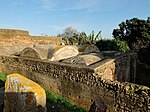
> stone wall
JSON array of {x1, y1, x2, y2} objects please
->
[
  {"x1": 0, "y1": 54, "x2": 149, "y2": 111},
  {"x1": 115, "y1": 53, "x2": 137, "y2": 83},
  {"x1": 91, "y1": 52, "x2": 137, "y2": 82},
  {"x1": 31, "y1": 36, "x2": 63, "y2": 45},
  {"x1": 0, "y1": 29, "x2": 29, "y2": 39},
  {"x1": 0, "y1": 29, "x2": 63, "y2": 46}
]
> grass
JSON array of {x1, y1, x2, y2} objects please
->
[
  {"x1": 0, "y1": 72, "x2": 6, "y2": 81},
  {"x1": 46, "y1": 90, "x2": 86, "y2": 112},
  {"x1": 0, "y1": 72, "x2": 6, "y2": 88},
  {"x1": 0, "y1": 72, "x2": 6, "y2": 111}
]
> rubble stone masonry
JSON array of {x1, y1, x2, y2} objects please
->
[{"x1": 0, "y1": 53, "x2": 149, "y2": 111}]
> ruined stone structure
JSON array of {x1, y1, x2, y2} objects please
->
[
  {"x1": 0, "y1": 29, "x2": 149, "y2": 111},
  {"x1": 19, "y1": 44, "x2": 55, "y2": 60},
  {"x1": 0, "y1": 51, "x2": 149, "y2": 111},
  {"x1": 0, "y1": 28, "x2": 63, "y2": 46},
  {"x1": 4, "y1": 74, "x2": 46, "y2": 112},
  {"x1": 0, "y1": 29, "x2": 29, "y2": 39}
]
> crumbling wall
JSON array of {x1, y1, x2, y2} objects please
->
[
  {"x1": 0, "y1": 29, "x2": 63, "y2": 46},
  {"x1": 0, "y1": 29, "x2": 29, "y2": 39},
  {"x1": 0, "y1": 55, "x2": 149, "y2": 111},
  {"x1": 31, "y1": 36, "x2": 63, "y2": 45}
]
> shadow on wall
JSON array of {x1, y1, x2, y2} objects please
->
[
  {"x1": 2, "y1": 92, "x2": 45, "y2": 112},
  {"x1": 114, "y1": 51, "x2": 150, "y2": 87},
  {"x1": 136, "y1": 48, "x2": 150, "y2": 87},
  {"x1": 114, "y1": 52, "x2": 137, "y2": 83},
  {"x1": 0, "y1": 80, "x2": 5, "y2": 88},
  {"x1": 136, "y1": 62, "x2": 150, "y2": 87},
  {"x1": 89, "y1": 99, "x2": 107, "y2": 112}
]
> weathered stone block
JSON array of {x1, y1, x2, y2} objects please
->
[
  {"x1": 4, "y1": 74, "x2": 46, "y2": 112},
  {"x1": 20, "y1": 44, "x2": 56, "y2": 60},
  {"x1": 48, "y1": 45, "x2": 79, "y2": 61},
  {"x1": 77, "y1": 44, "x2": 89, "y2": 52},
  {"x1": 92, "y1": 59, "x2": 116, "y2": 81},
  {"x1": 77, "y1": 45, "x2": 100, "y2": 53},
  {"x1": 62, "y1": 53, "x2": 103, "y2": 66},
  {"x1": 0, "y1": 46, "x2": 32, "y2": 56},
  {"x1": 84, "y1": 45, "x2": 100, "y2": 54},
  {"x1": 20, "y1": 47, "x2": 41, "y2": 59}
]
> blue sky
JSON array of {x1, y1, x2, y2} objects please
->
[{"x1": 0, "y1": 0, "x2": 150, "y2": 39}]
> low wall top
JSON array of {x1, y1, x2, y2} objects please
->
[{"x1": 0, "y1": 28, "x2": 29, "y2": 36}]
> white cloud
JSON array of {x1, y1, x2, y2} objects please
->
[
  {"x1": 5, "y1": 0, "x2": 123, "y2": 11},
  {"x1": 34, "y1": 11, "x2": 44, "y2": 14},
  {"x1": 74, "y1": 0, "x2": 102, "y2": 9},
  {"x1": 39, "y1": 0, "x2": 124, "y2": 12},
  {"x1": 7, "y1": 0, "x2": 25, "y2": 6},
  {"x1": 40, "y1": 0, "x2": 103, "y2": 11}
]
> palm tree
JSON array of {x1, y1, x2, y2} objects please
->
[
  {"x1": 77, "y1": 31, "x2": 102, "y2": 45},
  {"x1": 87, "y1": 31, "x2": 102, "y2": 44}
]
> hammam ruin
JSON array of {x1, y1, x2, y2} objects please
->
[{"x1": 0, "y1": 29, "x2": 149, "y2": 112}]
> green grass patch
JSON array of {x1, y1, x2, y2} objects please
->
[
  {"x1": 0, "y1": 72, "x2": 6, "y2": 88},
  {"x1": 46, "y1": 90, "x2": 86, "y2": 112},
  {"x1": 0, "y1": 72, "x2": 6, "y2": 81}
]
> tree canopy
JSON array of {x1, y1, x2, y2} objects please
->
[
  {"x1": 112, "y1": 17, "x2": 150, "y2": 50},
  {"x1": 61, "y1": 27, "x2": 78, "y2": 38}
]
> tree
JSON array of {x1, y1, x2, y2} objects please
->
[
  {"x1": 112, "y1": 17, "x2": 150, "y2": 50},
  {"x1": 75, "y1": 31, "x2": 102, "y2": 45},
  {"x1": 61, "y1": 27, "x2": 78, "y2": 38},
  {"x1": 87, "y1": 31, "x2": 102, "y2": 44},
  {"x1": 41, "y1": 33, "x2": 48, "y2": 36},
  {"x1": 61, "y1": 27, "x2": 79, "y2": 45}
]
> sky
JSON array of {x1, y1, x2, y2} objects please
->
[{"x1": 0, "y1": 0, "x2": 150, "y2": 39}]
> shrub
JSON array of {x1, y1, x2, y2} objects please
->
[{"x1": 96, "y1": 39, "x2": 129, "y2": 52}]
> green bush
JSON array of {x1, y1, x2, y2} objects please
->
[{"x1": 96, "y1": 39, "x2": 129, "y2": 52}]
